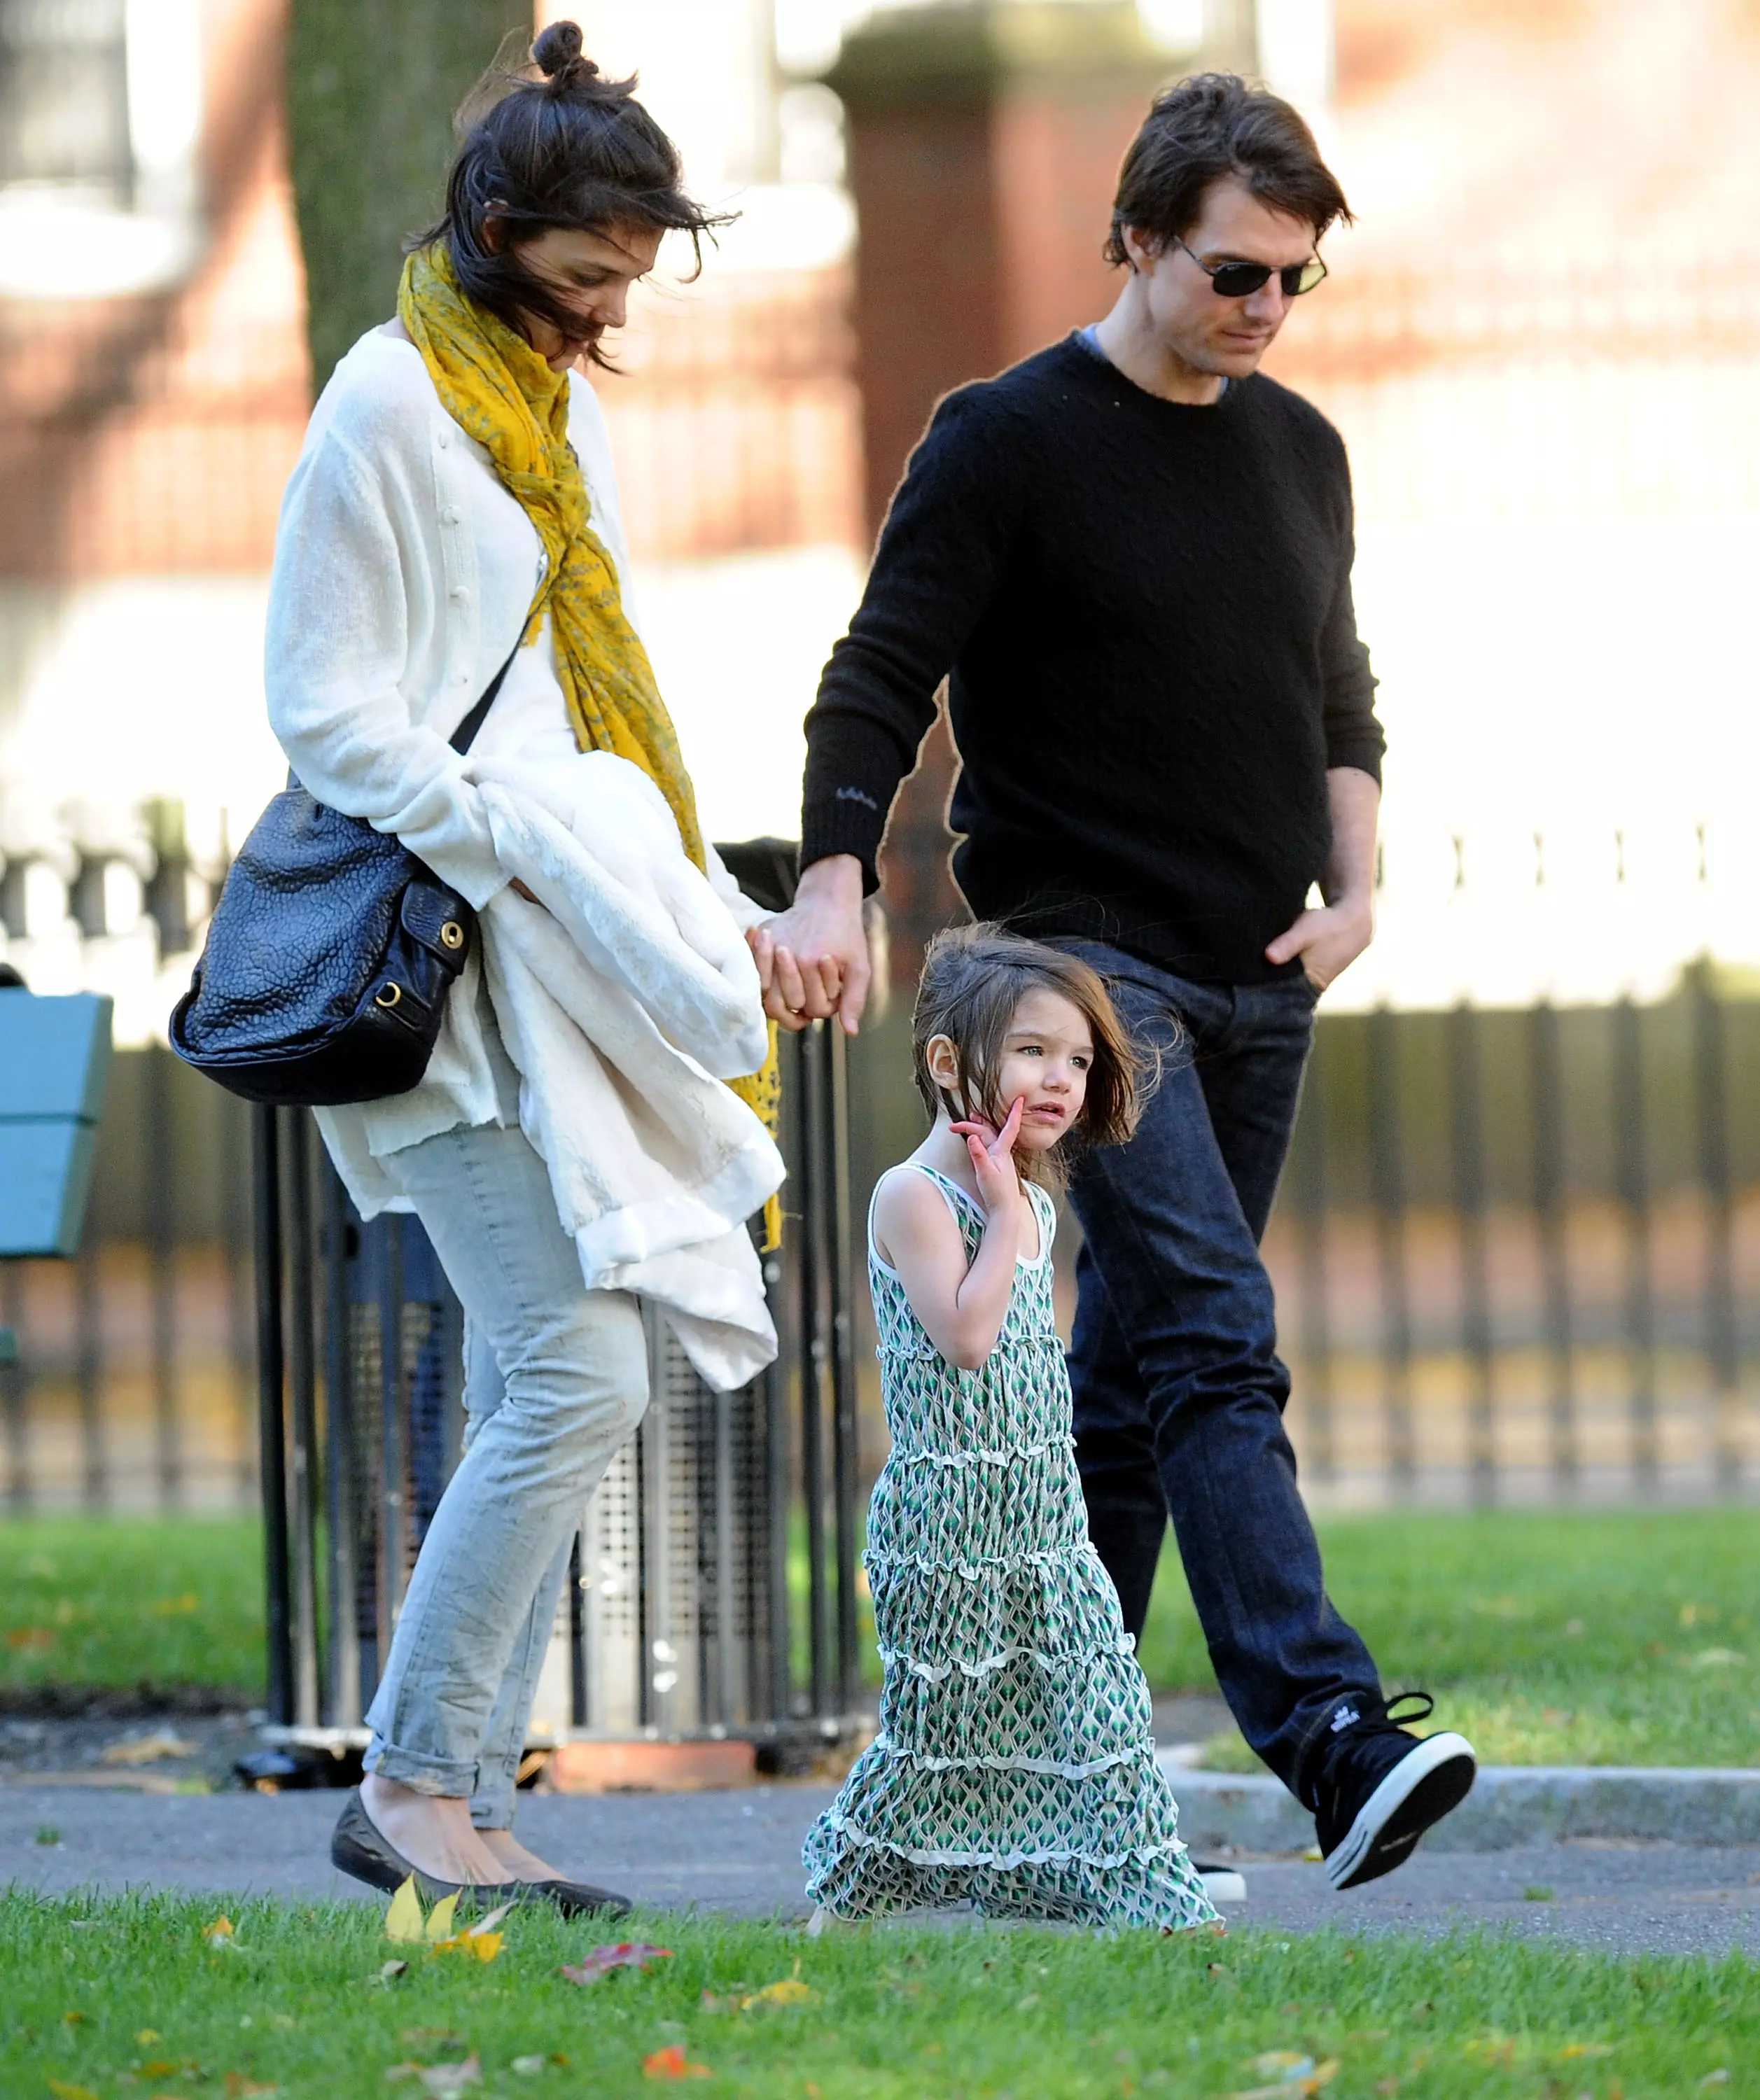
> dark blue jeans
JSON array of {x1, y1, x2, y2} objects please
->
[{"x1": 1059, "y1": 941, "x2": 1380, "y2": 1807}]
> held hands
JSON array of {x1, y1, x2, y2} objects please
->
[
  {"x1": 950, "y1": 1097, "x2": 1026, "y2": 1221},
  {"x1": 746, "y1": 855, "x2": 870, "y2": 1035}
]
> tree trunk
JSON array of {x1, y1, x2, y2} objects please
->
[{"x1": 286, "y1": 0, "x2": 532, "y2": 391}]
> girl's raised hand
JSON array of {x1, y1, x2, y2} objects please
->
[{"x1": 951, "y1": 1096, "x2": 1025, "y2": 1218}]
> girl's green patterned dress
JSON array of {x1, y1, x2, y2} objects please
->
[{"x1": 802, "y1": 1163, "x2": 1216, "y2": 1927}]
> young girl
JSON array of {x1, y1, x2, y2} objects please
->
[{"x1": 803, "y1": 927, "x2": 1217, "y2": 1928}]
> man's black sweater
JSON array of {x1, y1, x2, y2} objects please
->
[{"x1": 799, "y1": 335, "x2": 1384, "y2": 985}]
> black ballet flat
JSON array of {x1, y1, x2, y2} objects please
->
[
  {"x1": 533, "y1": 1875, "x2": 632, "y2": 1920},
  {"x1": 329, "y1": 1788, "x2": 525, "y2": 1908}
]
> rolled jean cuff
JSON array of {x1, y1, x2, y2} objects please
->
[
  {"x1": 468, "y1": 1789, "x2": 517, "y2": 1831},
  {"x1": 364, "y1": 1735, "x2": 479, "y2": 1800}
]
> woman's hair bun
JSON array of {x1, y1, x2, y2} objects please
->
[{"x1": 532, "y1": 20, "x2": 598, "y2": 89}]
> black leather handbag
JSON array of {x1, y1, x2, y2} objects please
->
[{"x1": 170, "y1": 648, "x2": 517, "y2": 1107}]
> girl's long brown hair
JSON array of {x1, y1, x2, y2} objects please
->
[{"x1": 910, "y1": 925, "x2": 1152, "y2": 1186}]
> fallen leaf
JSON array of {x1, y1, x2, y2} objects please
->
[
  {"x1": 1558, "y1": 2043, "x2": 1615, "y2": 2061},
  {"x1": 1700, "y1": 2073, "x2": 1733, "y2": 2089},
  {"x1": 643, "y1": 2045, "x2": 712, "y2": 2080},
  {"x1": 204, "y1": 1915, "x2": 238, "y2": 1948},
  {"x1": 103, "y1": 1732, "x2": 197, "y2": 1766},
  {"x1": 223, "y1": 2078, "x2": 281, "y2": 2097},
  {"x1": 153, "y1": 1593, "x2": 201, "y2": 1614},
  {"x1": 510, "y1": 2060, "x2": 547, "y2": 2078},
  {"x1": 62, "y1": 2010, "x2": 85, "y2": 2024},
  {"x1": 1250, "y1": 2055, "x2": 1315, "y2": 2082},
  {"x1": 139, "y1": 2062, "x2": 181, "y2": 2078},
  {"x1": 46, "y1": 2084, "x2": 102, "y2": 2100},
  {"x1": 386, "y1": 2060, "x2": 482, "y2": 2099},
  {"x1": 377, "y1": 1959, "x2": 410, "y2": 1984},
  {"x1": 560, "y1": 1942, "x2": 673, "y2": 1986},
  {"x1": 6, "y1": 1625, "x2": 55, "y2": 1650},
  {"x1": 424, "y1": 1892, "x2": 461, "y2": 1945},
  {"x1": 386, "y1": 1876, "x2": 427, "y2": 1945},
  {"x1": 1231, "y1": 2057, "x2": 1340, "y2": 2099},
  {"x1": 138, "y1": 2030, "x2": 164, "y2": 2045},
  {"x1": 741, "y1": 1978, "x2": 814, "y2": 2009},
  {"x1": 432, "y1": 1930, "x2": 503, "y2": 1963}
]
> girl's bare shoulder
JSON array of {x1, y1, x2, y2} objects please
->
[{"x1": 871, "y1": 1161, "x2": 968, "y2": 1266}]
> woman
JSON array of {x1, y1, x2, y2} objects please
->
[{"x1": 265, "y1": 23, "x2": 782, "y2": 1911}]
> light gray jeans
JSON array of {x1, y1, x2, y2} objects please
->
[{"x1": 362, "y1": 1079, "x2": 648, "y2": 1828}]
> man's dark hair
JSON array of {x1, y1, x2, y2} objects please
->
[
  {"x1": 1105, "y1": 72, "x2": 1352, "y2": 267},
  {"x1": 414, "y1": 19, "x2": 731, "y2": 368}
]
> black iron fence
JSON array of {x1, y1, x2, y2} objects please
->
[
  {"x1": 5, "y1": 975, "x2": 1760, "y2": 1521},
  {"x1": 1269, "y1": 967, "x2": 1760, "y2": 1506},
  {"x1": 248, "y1": 1020, "x2": 865, "y2": 1751}
]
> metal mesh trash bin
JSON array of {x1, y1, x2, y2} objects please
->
[{"x1": 251, "y1": 1017, "x2": 866, "y2": 1765}]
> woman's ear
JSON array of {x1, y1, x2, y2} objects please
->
[{"x1": 482, "y1": 210, "x2": 507, "y2": 254}]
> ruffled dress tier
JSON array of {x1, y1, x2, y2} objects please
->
[{"x1": 803, "y1": 1165, "x2": 1216, "y2": 1928}]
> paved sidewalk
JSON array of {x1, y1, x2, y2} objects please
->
[{"x1": 8, "y1": 1785, "x2": 1760, "y2": 1956}]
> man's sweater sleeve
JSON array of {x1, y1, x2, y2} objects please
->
[
  {"x1": 801, "y1": 387, "x2": 1025, "y2": 886},
  {"x1": 1319, "y1": 479, "x2": 1385, "y2": 784}
]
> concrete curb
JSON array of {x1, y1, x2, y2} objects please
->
[{"x1": 1158, "y1": 1759, "x2": 1760, "y2": 1854}]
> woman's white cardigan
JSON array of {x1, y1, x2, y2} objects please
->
[{"x1": 263, "y1": 328, "x2": 783, "y2": 1390}]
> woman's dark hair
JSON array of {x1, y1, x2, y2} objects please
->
[
  {"x1": 910, "y1": 925, "x2": 1149, "y2": 1186},
  {"x1": 1105, "y1": 71, "x2": 1351, "y2": 267},
  {"x1": 414, "y1": 20, "x2": 731, "y2": 367}
]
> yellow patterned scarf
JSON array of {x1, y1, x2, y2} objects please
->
[{"x1": 398, "y1": 244, "x2": 781, "y2": 1243}]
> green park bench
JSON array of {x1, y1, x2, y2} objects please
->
[{"x1": 0, "y1": 983, "x2": 115, "y2": 1360}]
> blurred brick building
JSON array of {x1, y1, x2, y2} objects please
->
[
  {"x1": 832, "y1": 0, "x2": 1760, "y2": 1009},
  {"x1": 0, "y1": 0, "x2": 863, "y2": 1040}
]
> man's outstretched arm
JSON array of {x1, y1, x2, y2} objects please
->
[{"x1": 753, "y1": 387, "x2": 1026, "y2": 1033}]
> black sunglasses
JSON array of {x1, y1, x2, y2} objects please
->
[{"x1": 1171, "y1": 233, "x2": 1327, "y2": 299}]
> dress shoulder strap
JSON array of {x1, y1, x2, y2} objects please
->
[
  {"x1": 867, "y1": 1161, "x2": 980, "y2": 1273},
  {"x1": 902, "y1": 1161, "x2": 984, "y2": 1231}
]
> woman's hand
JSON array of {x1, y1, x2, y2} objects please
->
[{"x1": 950, "y1": 1097, "x2": 1026, "y2": 1222}]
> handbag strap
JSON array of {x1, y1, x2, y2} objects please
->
[{"x1": 448, "y1": 630, "x2": 524, "y2": 755}]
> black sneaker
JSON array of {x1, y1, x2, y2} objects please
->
[{"x1": 1313, "y1": 1693, "x2": 1476, "y2": 1890}]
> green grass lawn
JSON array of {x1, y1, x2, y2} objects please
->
[
  {"x1": 0, "y1": 1519, "x2": 265, "y2": 1699},
  {"x1": 6, "y1": 1508, "x2": 1759, "y2": 1767},
  {"x1": 1140, "y1": 1508, "x2": 1760, "y2": 1770},
  {"x1": 3, "y1": 1889, "x2": 1754, "y2": 2100}
]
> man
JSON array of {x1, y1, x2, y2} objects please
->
[{"x1": 753, "y1": 74, "x2": 1474, "y2": 1889}]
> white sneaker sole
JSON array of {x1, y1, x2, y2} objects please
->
[
  {"x1": 1325, "y1": 1731, "x2": 1476, "y2": 1890},
  {"x1": 1199, "y1": 1868, "x2": 1247, "y2": 1905}
]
